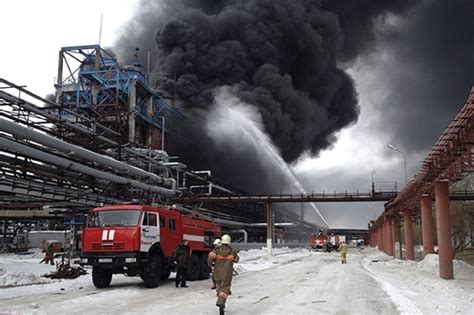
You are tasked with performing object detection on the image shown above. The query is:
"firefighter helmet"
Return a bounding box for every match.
[221,234,231,245]
[213,239,221,245]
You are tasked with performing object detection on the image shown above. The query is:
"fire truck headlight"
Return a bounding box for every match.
[125,257,136,263]
[80,258,88,264]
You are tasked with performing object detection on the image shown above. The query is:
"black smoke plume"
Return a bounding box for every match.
[368,0,474,154]
[115,0,422,192]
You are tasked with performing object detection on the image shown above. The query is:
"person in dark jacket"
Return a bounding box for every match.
[208,234,239,313]
[173,240,191,288]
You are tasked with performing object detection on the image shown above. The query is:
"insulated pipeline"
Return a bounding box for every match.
[0,89,167,174]
[0,117,175,189]
[0,136,176,196]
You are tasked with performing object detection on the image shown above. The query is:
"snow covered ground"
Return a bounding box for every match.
[0,247,472,314]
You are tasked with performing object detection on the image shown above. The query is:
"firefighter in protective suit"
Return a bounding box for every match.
[208,234,239,313]
[338,241,348,264]
[210,238,221,290]
[40,243,55,265]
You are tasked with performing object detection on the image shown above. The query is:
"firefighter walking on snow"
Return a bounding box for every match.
[208,234,239,313]
[338,241,348,264]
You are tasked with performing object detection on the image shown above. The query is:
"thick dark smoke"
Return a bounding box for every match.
[320,0,421,61]
[156,0,360,162]
[114,0,426,192]
[369,0,474,154]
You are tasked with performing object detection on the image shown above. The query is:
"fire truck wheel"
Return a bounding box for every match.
[160,266,171,280]
[198,254,210,280]
[92,266,112,288]
[187,253,200,281]
[143,254,162,288]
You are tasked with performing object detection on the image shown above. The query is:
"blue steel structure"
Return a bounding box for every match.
[55,44,183,148]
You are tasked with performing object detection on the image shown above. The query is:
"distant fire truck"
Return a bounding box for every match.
[308,230,345,252]
[80,203,221,288]
[308,233,330,251]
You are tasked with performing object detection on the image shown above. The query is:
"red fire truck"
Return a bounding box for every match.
[80,203,221,288]
[308,230,345,252]
[308,233,330,251]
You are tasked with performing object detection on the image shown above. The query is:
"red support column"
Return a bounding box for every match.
[435,180,454,279]
[367,228,374,247]
[420,194,435,255]
[375,227,379,248]
[379,225,384,251]
[403,210,415,260]
[377,226,382,250]
[381,222,386,253]
[388,218,394,256]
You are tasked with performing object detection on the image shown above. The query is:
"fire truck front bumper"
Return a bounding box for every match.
[80,253,141,267]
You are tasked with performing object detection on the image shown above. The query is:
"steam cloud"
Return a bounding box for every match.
[115,0,426,192]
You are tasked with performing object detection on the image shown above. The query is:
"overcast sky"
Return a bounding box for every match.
[1,0,472,229]
[0,0,137,97]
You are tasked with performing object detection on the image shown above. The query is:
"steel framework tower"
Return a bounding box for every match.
[55,44,183,149]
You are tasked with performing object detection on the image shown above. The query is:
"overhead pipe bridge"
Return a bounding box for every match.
[368,87,474,279]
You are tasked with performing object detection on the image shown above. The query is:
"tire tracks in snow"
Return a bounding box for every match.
[359,260,422,315]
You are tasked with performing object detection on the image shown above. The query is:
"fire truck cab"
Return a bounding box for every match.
[308,230,346,252]
[80,204,221,288]
[308,233,331,251]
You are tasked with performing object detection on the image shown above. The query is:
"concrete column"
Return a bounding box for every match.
[403,210,415,260]
[266,202,273,257]
[435,180,453,279]
[2,220,7,252]
[420,194,435,255]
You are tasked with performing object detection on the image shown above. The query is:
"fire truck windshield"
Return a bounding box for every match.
[88,210,141,227]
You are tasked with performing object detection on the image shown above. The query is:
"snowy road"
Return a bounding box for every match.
[0,248,473,314]
[226,251,399,314]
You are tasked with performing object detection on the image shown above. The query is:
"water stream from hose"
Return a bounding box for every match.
[207,87,331,228]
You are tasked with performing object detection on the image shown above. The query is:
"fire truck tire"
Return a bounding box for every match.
[187,253,200,281]
[92,266,112,288]
[160,266,171,280]
[198,254,210,280]
[143,255,162,288]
